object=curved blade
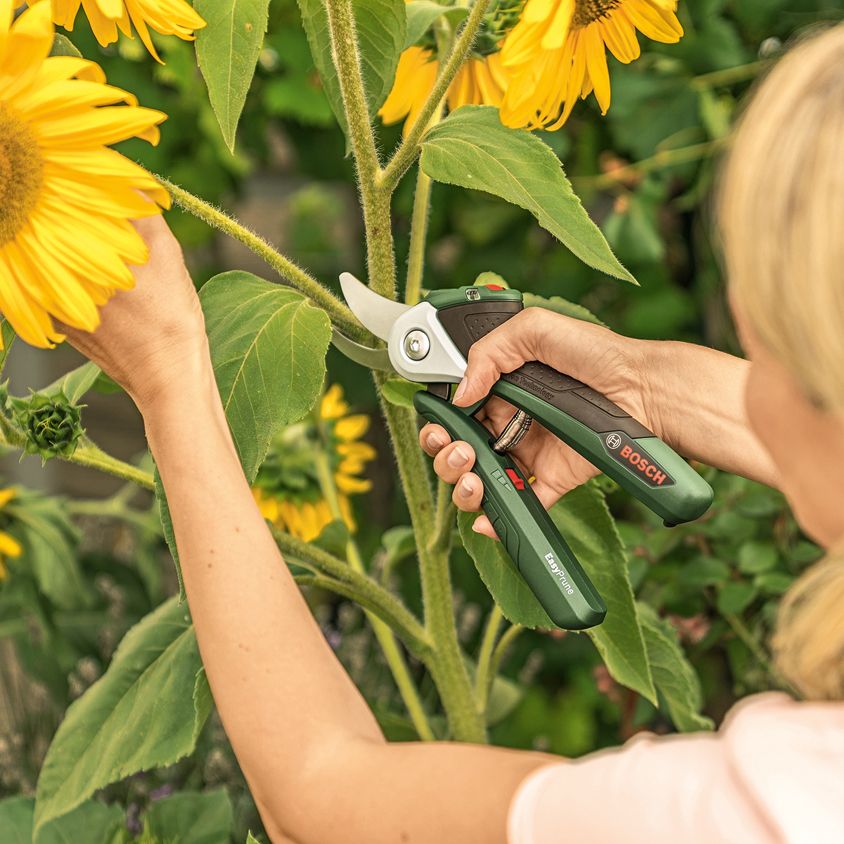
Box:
[339,272,411,342]
[330,328,393,372]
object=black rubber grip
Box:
[436,302,651,438]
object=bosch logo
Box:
[604,432,675,488]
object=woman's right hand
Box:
[60,215,211,414]
[419,308,658,538]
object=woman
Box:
[65,26,844,844]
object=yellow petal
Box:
[334,414,369,442]
[0,531,22,558]
[583,23,611,114]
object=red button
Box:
[505,468,525,490]
[484,284,505,291]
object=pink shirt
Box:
[508,693,844,843]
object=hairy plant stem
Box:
[575,139,726,191]
[273,526,432,661]
[69,439,156,490]
[325,0,486,740]
[381,0,492,193]
[324,0,397,298]
[404,101,446,305]
[67,498,161,534]
[474,605,503,715]
[158,177,368,342]
[431,478,456,554]
[0,419,155,490]
[404,168,433,305]
[488,622,523,681]
[376,377,485,741]
[312,446,435,740]
[692,59,770,90]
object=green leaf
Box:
[201,271,331,480]
[486,673,523,727]
[677,556,730,588]
[195,0,270,151]
[143,789,233,844]
[297,0,406,137]
[421,107,636,284]
[457,511,554,630]
[0,796,35,843]
[381,525,416,570]
[381,377,424,408]
[3,797,126,844]
[522,292,605,327]
[754,571,793,595]
[34,598,209,835]
[717,581,756,615]
[738,540,778,574]
[637,603,714,732]
[313,518,350,558]
[459,482,655,702]
[50,34,83,57]
[246,833,262,844]
[473,271,509,288]
[404,1,467,49]
[158,272,331,590]
[42,361,102,404]
[0,318,15,373]
[549,485,656,703]
[7,490,86,611]
[39,800,124,844]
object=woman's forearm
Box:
[143,354,548,844]
[142,355,384,836]
[641,340,779,488]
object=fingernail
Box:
[447,444,470,468]
[453,378,468,402]
[471,517,484,533]
[426,430,447,450]
[458,477,475,499]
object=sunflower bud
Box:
[15,392,84,462]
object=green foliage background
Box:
[1,1,841,841]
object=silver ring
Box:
[492,411,533,453]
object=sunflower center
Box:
[573,0,620,27]
[0,104,44,247]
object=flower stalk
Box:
[380,0,493,193]
[312,446,436,740]
[324,0,397,299]
[159,177,369,342]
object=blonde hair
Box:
[720,25,844,700]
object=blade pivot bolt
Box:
[403,330,430,361]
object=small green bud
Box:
[16,392,84,462]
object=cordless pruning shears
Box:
[338,274,714,631]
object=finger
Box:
[452,472,484,512]
[419,423,452,456]
[471,514,497,540]
[452,308,554,406]
[432,440,476,484]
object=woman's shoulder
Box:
[507,693,844,844]
[718,692,844,843]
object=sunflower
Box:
[0,2,168,349]
[31,0,205,62]
[379,46,508,136]
[0,488,22,581]
[500,0,684,129]
[253,384,377,542]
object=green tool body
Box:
[415,391,606,630]
[415,285,714,630]
[337,273,714,632]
